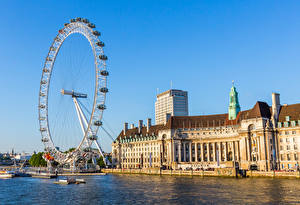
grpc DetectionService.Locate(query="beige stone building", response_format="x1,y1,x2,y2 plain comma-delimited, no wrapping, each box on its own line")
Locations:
112,85,300,171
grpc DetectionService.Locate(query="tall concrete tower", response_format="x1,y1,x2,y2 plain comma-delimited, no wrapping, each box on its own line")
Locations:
155,89,188,125
228,81,241,120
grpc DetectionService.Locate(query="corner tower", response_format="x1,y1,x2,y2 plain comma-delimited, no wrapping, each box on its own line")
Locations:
228,81,241,120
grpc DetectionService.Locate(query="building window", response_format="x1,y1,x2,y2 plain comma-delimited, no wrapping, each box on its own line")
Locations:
295,154,299,161
285,131,289,135
284,122,289,127
280,146,283,151
292,131,296,135
278,122,282,128
280,154,284,161
287,154,291,161
291,121,296,127
280,138,283,142
287,145,290,150
286,116,290,121
294,144,298,150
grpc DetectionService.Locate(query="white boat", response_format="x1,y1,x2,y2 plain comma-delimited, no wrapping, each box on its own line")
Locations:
0,171,14,178
54,178,86,185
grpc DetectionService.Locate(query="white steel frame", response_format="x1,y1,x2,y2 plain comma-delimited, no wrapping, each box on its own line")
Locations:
38,19,108,166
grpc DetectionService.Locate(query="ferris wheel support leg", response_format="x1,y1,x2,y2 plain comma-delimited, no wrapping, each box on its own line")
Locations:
73,97,86,136
73,97,93,148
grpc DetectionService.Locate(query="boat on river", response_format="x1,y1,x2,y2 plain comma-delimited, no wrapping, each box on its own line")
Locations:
0,170,14,178
54,178,86,185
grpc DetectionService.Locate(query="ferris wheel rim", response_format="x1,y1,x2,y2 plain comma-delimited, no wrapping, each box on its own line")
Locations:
38,18,108,164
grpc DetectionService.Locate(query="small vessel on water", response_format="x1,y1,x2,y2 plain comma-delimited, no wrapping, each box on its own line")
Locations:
0,170,14,179
54,178,86,185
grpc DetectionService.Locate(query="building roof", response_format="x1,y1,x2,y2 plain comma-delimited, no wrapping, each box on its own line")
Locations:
156,89,186,98
116,101,273,141
278,103,300,122
116,124,166,140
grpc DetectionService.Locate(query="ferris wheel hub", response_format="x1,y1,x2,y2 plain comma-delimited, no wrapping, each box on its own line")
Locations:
60,89,87,98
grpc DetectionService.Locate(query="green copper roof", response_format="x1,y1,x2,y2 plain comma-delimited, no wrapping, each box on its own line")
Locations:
228,81,241,120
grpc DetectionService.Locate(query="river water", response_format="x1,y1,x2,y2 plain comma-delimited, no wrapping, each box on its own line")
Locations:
0,174,300,204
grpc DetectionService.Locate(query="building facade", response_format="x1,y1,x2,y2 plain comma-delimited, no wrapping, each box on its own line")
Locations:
155,89,188,125
112,85,300,171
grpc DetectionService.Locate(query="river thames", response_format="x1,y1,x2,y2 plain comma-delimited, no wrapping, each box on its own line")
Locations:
1,174,300,204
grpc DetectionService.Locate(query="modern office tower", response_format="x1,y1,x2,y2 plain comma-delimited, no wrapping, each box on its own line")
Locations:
155,89,188,125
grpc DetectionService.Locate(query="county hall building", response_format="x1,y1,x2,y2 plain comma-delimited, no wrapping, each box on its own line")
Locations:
112,85,300,171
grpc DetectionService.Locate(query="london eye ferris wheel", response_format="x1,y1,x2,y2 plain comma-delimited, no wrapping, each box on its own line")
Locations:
38,17,109,168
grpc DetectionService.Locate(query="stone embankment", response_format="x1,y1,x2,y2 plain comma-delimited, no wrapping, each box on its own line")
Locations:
102,168,300,179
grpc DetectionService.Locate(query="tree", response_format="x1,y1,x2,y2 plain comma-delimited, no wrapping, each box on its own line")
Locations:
29,152,47,167
97,156,105,168
64,148,76,154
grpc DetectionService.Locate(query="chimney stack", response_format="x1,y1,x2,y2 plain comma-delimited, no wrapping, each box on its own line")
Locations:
272,93,281,124
130,124,134,129
138,120,143,133
147,118,151,132
123,122,128,135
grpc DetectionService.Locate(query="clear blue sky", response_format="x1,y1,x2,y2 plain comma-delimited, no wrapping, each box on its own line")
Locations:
1,0,300,153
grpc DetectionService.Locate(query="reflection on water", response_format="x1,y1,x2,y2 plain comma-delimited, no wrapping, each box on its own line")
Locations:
0,175,300,204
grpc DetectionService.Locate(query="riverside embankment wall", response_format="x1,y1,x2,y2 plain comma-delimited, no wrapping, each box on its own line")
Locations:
102,168,300,179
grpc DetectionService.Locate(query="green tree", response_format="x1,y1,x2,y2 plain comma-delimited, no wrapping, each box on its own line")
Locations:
64,148,76,154
29,152,47,167
97,156,105,168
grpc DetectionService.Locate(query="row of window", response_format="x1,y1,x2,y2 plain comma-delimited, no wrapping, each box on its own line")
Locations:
183,130,236,136
278,120,300,128
279,131,297,135
122,157,159,164
280,144,298,151
280,153,299,161
279,137,298,143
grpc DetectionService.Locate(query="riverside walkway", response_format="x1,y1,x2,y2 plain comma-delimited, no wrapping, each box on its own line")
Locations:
102,168,300,179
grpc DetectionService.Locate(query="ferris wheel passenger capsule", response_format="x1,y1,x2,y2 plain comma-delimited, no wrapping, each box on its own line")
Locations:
93,31,101,36
99,55,108,60
100,87,108,93
70,18,76,23
76,17,82,22
100,70,109,76
64,23,69,27
54,37,61,42
46,57,52,61
41,80,47,84
40,128,46,132
94,121,103,126
88,135,98,140
97,104,106,110
88,23,95,28
82,18,89,23
43,68,49,73
39,105,46,109
50,47,56,51
96,41,105,47
41,138,49,142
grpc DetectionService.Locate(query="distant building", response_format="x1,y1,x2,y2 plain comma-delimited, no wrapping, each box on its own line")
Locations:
14,153,32,161
112,84,300,171
155,89,188,125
